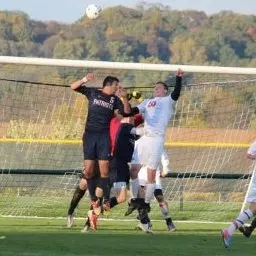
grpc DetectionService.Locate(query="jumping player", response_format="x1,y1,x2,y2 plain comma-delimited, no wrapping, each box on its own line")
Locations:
71,73,130,217
83,114,143,231
126,69,184,231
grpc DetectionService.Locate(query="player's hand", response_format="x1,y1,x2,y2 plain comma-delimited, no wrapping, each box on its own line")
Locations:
119,85,128,98
82,73,95,83
86,73,95,81
176,69,184,77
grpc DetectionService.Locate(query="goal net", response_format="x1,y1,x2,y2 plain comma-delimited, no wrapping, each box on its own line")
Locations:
0,56,256,223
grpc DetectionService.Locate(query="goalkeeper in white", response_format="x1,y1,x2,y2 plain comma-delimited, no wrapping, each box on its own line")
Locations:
221,139,256,248
126,69,183,231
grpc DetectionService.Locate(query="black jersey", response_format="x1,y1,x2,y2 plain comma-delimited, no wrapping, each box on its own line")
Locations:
75,86,124,132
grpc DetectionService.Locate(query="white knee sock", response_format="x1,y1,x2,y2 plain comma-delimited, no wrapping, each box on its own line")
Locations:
130,178,139,199
145,183,155,204
228,209,254,235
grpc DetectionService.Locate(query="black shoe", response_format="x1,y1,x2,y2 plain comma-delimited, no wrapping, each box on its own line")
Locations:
239,226,253,238
124,200,137,216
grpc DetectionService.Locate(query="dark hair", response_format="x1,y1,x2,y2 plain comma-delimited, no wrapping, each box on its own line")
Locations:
103,76,119,87
155,81,168,91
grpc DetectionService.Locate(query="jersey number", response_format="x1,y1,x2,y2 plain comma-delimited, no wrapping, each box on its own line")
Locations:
148,101,156,108
110,97,115,104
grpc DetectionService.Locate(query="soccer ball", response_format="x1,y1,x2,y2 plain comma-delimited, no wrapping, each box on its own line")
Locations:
85,4,102,19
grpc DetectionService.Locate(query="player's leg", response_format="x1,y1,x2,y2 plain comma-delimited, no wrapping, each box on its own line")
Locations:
222,176,256,247
110,182,127,208
144,136,165,208
222,202,256,248
125,164,141,215
82,132,101,230
129,138,143,200
82,131,99,206
67,178,87,228
97,131,112,213
109,158,129,209
161,150,172,176
136,185,153,233
239,202,256,238
145,167,156,206
154,190,176,231
154,170,176,231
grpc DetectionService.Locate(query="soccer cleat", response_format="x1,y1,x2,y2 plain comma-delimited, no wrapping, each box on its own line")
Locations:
81,224,90,233
137,222,153,234
167,223,176,232
87,210,98,230
238,225,253,238
81,217,91,233
67,214,73,228
124,200,137,216
221,229,232,249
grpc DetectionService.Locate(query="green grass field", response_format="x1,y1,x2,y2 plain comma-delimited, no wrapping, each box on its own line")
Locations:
0,217,255,256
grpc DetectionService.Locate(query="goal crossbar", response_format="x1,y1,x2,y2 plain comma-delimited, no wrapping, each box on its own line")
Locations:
0,56,256,75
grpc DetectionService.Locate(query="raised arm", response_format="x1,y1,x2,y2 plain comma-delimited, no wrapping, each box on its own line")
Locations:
171,69,184,101
71,73,95,91
118,86,131,115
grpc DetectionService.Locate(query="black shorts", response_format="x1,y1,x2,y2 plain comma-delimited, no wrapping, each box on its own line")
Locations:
109,157,130,186
83,130,111,161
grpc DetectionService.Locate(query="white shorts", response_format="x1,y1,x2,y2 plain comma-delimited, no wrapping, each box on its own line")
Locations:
131,135,165,170
138,166,162,190
246,171,256,203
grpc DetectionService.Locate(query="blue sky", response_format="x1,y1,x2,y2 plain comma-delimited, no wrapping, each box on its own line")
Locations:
1,0,256,23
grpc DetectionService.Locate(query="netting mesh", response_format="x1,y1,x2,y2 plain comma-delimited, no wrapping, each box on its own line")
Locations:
0,62,256,221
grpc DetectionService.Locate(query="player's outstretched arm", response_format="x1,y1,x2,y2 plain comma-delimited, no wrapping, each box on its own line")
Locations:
118,85,131,115
171,69,184,101
71,73,95,91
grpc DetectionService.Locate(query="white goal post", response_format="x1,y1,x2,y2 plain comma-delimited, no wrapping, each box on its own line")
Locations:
0,56,256,223
0,56,256,75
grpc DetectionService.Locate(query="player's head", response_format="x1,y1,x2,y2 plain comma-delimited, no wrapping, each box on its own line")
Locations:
154,82,168,97
103,76,119,94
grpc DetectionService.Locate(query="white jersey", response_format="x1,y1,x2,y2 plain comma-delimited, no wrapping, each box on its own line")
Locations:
247,139,256,159
137,95,176,136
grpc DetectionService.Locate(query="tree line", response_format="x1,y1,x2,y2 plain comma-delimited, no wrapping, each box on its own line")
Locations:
0,3,255,67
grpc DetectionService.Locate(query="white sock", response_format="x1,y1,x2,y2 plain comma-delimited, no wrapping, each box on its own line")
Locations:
159,201,170,219
228,209,253,235
130,178,139,199
145,183,155,204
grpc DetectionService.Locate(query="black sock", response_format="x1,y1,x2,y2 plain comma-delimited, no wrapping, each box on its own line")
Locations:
98,177,110,202
67,186,86,215
86,177,98,201
138,208,150,224
250,217,256,230
165,217,173,226
110,197,118,208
